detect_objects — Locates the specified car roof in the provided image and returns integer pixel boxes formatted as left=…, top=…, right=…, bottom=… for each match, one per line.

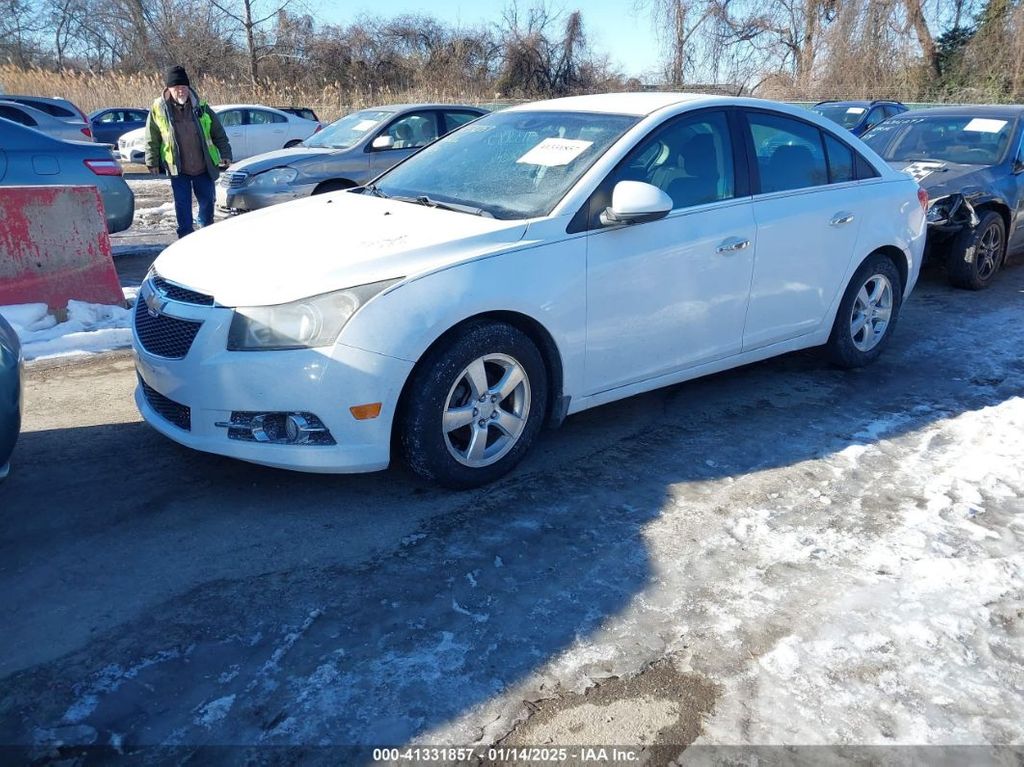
left=0, top=100, right=54, bottom=120
left=814, top=99, right=903, bottom=107
left=360, top=103, right=487, bottom=112
left=89, top=107, right=145, bottom=116
left=892, top=105, right=1024, bottom=119
left=213, top=104, right=292, bottom=114
left=505, top=92, right=717, bottom=116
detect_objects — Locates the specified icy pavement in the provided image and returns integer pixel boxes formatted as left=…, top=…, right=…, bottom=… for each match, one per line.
left=0, top=260, right=1022, bottom=756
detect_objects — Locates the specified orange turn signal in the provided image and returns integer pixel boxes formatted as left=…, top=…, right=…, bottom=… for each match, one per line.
left=350, top=402, right=382, bottom=420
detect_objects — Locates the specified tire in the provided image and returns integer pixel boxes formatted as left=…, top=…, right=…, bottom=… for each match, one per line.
left=399, top=321, right=548, bottom=489
left=947, top=210, right=1005, bottom=290
left=284, top=139, right=303, bottom=148
left=825, top=253, right=903, bottom=369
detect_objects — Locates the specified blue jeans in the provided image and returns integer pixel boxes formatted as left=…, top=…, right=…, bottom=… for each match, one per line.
left=170, top=173, right=215, bottom=239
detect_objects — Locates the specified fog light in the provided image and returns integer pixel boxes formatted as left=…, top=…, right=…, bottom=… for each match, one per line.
left=220, top=411, right=336, bottom=445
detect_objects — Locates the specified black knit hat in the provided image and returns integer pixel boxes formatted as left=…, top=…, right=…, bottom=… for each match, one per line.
left=164, top=65, right=190, bottom=88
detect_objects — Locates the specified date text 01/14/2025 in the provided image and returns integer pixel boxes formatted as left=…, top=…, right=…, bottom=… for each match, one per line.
left=372, top=746, right=641, bottom=763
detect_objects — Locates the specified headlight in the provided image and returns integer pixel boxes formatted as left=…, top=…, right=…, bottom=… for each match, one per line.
left=926, top=194, right=961, bottom=224
left=247, top=167, right=299, bottom=187
left=227, top=279, right=402, bottom=351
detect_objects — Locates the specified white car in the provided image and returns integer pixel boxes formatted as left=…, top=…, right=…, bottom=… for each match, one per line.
left=118, top=104, right=320, bottom=164
left=132, top=93, right=927, bottom=487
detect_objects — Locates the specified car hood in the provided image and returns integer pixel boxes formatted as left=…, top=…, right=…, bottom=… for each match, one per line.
left=120, top=127, right=146, bottom=143
left=887, top=160, right=994, bottom=197
left=153, top=192, right=530, bottom=306
left=228, top=147, right=339, bottom=175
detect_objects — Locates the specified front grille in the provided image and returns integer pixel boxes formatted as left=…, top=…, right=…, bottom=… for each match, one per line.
left=134, top=300, right=203, bottom=359
left=221, top=171, right=248, bottom=188
left=139, top=376, right=191, bottom=431
left=152, top=276, right=214, bottom=306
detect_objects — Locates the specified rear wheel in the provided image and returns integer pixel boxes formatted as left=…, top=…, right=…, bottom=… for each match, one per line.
left=825, top=254, right=903, bottom=369
left=947, top=211, right=1005, bottom=290
left=399, top=321, right=548, bottom=488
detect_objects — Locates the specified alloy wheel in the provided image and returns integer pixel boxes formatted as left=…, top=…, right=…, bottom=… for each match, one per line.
left=850, top=274, right=894, bottom=352
left=442, top=353, right=531, bottom=468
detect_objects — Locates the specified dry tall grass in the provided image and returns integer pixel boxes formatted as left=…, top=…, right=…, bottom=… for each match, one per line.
left=0, top=65, right=501, bottom=122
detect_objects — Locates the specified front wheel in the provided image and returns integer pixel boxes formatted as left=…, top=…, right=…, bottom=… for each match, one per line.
left=825, top=254, right=903, bottom=369
left=399, top=321, right=548, bottom=488
left=947, top=211, right=1005, bottom=290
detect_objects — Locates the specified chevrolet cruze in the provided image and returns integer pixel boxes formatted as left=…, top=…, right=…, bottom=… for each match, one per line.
left=132, top=93, right=927, bottom=488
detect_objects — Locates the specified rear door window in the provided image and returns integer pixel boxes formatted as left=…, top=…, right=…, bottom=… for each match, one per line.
left=746, top=111, right=829, bottom=192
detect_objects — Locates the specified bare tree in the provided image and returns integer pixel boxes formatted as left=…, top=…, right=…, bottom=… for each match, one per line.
left=208, top=0, right=294, bottom=86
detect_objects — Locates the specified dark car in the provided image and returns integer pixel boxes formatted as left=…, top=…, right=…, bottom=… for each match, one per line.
left=0, top=313, right=23, bottom=481
left=811, top=100, right=908, bottom=136
left=862, top=105, right=1024, bottom=289
left=217, top=103, right=487, bottom=212
left=90, top=107, right=149, bottom=146
left=275, top=106, right=320, bottom=123
left=0, top=117, right=135, bottom=233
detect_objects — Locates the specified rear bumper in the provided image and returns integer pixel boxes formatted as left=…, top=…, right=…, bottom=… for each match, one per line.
left=97, top=177, right=135, bottom=233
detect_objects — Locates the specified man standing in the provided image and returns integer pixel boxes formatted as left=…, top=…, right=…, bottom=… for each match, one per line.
left=145, top=65, right=232, bottom=239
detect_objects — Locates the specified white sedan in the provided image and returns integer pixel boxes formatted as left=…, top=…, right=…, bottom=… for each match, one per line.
left=132, top=92, right=927, bottom=487
left=117, top=104, right=320, bottom=164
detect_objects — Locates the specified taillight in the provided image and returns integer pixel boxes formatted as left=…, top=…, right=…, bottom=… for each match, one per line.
left=917, top=188, right=928, bottom=210
left=81, top=126, right=93, bottom=138
left=84, top=159, right=123, bottom=176
left=314, top=123, right=323, bottom=133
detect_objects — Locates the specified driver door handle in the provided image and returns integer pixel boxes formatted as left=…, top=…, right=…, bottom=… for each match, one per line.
left=716, top=237, right=750, bottom=254
left=830, top=212, right=855, bottom=226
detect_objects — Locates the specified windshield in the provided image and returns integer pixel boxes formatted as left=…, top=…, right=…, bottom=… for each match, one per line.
left=373, top=110, right=639, bottom=219
left=812, top=104, right=867, bottom=129
left=862, top=115, right=1016, bottom=166
left=303, top=109, right=392, bottom=149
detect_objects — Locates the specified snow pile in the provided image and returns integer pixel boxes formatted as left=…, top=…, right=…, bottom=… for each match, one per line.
left=694, top=398, right=1024, bottom=745
left=0, top=297, right=135, bottom=361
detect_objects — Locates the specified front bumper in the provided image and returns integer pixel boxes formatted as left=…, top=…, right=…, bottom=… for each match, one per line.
left=131, top=287, right=414, bottom=473
left=215, top=180, right=317, bottom=212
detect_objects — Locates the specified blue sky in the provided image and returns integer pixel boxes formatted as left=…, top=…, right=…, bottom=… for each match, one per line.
left=307, top=0, right=666, bottom=78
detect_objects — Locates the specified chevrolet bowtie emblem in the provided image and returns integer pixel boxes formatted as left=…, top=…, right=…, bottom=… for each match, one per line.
left=145, top=288, right=162, bottom=318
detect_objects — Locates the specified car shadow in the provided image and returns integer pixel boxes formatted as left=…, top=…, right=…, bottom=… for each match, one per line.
left=0, top=264, right=1021, bottom=759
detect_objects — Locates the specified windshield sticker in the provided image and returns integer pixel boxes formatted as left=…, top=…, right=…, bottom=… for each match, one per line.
left=846, top=107, right=866, bottom=114
left=517, top=138, right=593, bottom=167
left=353, top=119, right=378, bottom=132
left=964, top=118, right=1007, bottom=133
left=902, top=161, right=946, bottom=181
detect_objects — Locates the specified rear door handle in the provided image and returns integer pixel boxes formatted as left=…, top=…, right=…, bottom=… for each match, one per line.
left=716, top=237, right=751, bottom=254
left=830, top=212, right=855, bottom=226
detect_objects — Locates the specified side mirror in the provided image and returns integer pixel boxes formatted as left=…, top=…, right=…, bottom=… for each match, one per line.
left=371, top=135, right=394, bottom=150
left=600, top=181, right=673, bottom=227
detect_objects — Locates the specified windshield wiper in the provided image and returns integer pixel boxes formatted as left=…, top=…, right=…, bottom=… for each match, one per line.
left=393, top=194, right=493, bottom=217
left=362, top=183, right=390, bottom=199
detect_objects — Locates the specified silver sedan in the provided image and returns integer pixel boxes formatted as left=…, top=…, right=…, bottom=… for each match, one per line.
left=0, top=100, right=93, bottom=142
left=217, top=103, right=487, bottom=212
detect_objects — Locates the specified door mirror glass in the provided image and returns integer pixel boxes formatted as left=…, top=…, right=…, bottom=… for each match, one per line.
left=600, top=181, right=673, bottom=226
left=371, top=135, right=394, bottom=150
